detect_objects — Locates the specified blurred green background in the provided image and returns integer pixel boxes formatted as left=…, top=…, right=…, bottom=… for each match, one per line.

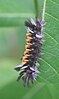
left=0, top=0, right=59, bottom=99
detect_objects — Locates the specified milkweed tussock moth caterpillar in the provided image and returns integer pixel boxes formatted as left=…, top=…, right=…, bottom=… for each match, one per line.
left=14, top=18, right=44, bottom=87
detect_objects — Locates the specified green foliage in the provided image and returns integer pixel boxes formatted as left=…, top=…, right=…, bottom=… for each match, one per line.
left=0, top=0, right=59, bottom=99
left=40, top=0, right=59, bottom=83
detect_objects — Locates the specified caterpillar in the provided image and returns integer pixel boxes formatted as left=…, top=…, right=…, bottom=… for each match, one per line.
left=15, top=18, right=44, bottom=86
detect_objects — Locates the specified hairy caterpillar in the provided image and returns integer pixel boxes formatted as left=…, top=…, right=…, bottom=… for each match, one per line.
left=15, top=18, right=44, bottom=86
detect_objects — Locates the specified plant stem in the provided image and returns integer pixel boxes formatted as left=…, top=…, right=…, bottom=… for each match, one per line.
left=34, top=0, right=39, bottom=18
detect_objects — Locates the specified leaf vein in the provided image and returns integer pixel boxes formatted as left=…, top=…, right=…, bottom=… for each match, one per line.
left=44, top=51, right=59, bottom=58
left=40, top=58, right=59, bottom=77
left=40, top=67, right=50, bottom=73
left=42, top=0, right=46, bottom=21
left=44, top=31, right=59, bottom=45
left=45, top=12, right=59, bottom=21
left=49, top=0, right=59, bottom=6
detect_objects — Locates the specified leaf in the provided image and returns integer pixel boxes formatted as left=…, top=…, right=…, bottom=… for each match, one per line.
left=39, top=0, right=59, bottom=84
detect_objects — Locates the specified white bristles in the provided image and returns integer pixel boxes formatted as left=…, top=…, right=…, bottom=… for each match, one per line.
left=31, top=18, right=36, bottom=26
left=21, top=66, right=28, bottom=69
left=15, top=65, right=22, bottom=68
left=36, top=34, right=42, bottom=38
left=30, top=67, right=35, bottom=72
left=27, top=27, right=34, bottom=33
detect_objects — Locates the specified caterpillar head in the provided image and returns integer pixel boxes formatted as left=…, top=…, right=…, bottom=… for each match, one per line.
left=25, top=18, right=43, bottom=31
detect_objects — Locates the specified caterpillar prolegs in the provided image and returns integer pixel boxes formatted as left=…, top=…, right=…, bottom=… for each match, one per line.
left=15, top=18, right=44, bottom=86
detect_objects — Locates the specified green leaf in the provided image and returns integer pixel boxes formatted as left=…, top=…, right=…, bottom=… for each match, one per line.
left=39, top=0, right=59, bottom=84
